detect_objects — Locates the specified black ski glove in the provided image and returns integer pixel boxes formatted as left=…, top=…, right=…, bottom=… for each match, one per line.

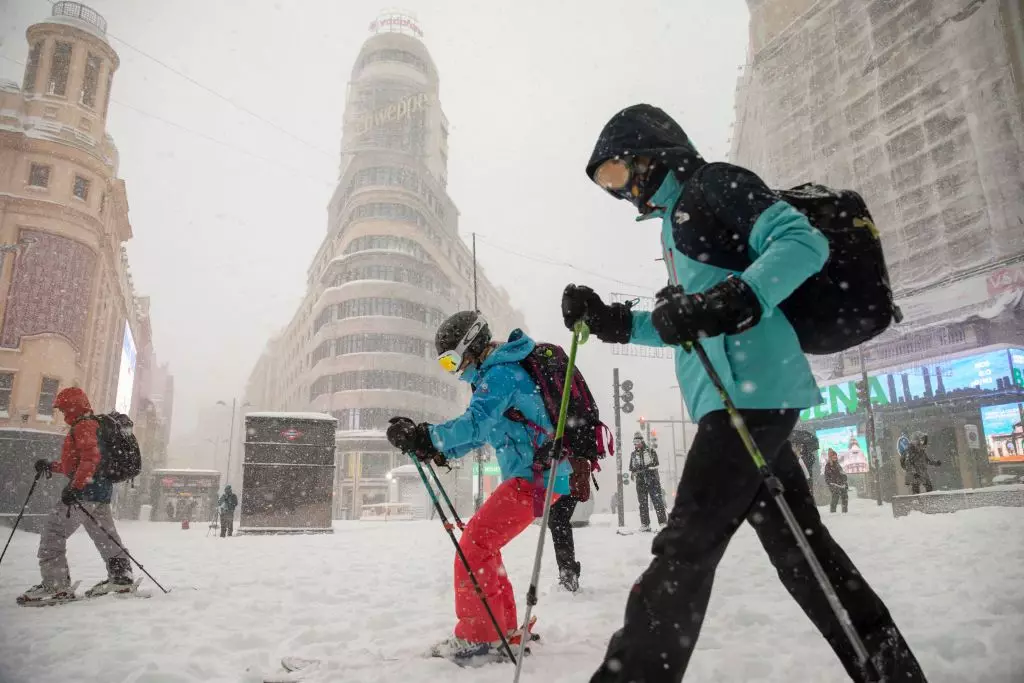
left=651, top=277, right=762, bottom=346
left=387, top=417, right=446, bottom=466
left=34, top=459, right=50, bottom=475
left=60, top=484, right=81, bottom=506
left=561, top=284, right=633, bottom=344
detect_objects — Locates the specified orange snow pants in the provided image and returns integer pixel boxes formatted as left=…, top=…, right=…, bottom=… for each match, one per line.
left=454, top=477, right=556, bottom=642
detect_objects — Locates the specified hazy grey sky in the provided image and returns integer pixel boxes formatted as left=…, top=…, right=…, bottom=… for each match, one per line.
left=1, top=0, right=750, bottom=440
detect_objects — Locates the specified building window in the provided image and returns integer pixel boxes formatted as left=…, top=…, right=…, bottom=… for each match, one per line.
left=28, top=163, right=51, bottom=188
left=81, top=53, right=100, bottom=108
left=47, top=41, right=73, bottom=97
left=101, top=69, right=113, bottom=118
left=0, top=372, right=13, bottom=417
left=37, top=377, right=60, bottom=419
left=23, top=42, right=42, bottom=92
left=73, top=175, right=90, bottom=201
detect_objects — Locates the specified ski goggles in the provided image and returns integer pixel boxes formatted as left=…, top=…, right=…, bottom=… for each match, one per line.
left=436, top=316, right=487, bottom=375
left=593, top=155, right=659, bottom=203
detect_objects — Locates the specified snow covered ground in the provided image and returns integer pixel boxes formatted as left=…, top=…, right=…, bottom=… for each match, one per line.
left=0, top=499, right=1021, bottom=683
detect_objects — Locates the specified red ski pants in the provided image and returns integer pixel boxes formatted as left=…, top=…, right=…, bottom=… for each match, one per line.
left=454, top=477, right=555, bottom=642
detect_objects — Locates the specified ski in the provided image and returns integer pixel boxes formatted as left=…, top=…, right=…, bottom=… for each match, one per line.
left=18, top=578, right=149, bottom=606
left=17, top=581, right=81, bottom=607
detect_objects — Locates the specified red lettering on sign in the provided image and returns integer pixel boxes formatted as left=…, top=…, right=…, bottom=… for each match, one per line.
left=986, top=267, right=1024, bottom=296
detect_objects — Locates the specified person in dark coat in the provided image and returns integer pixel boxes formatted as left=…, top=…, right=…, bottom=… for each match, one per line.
left=790, top=429, right=819, bottom=488
left=903, top=431, right=941, bottom=494
left=823, top=448, right=849, bottom=514
left=563, top=104, right=925, bottom=683
left=628, top=432, right=667, bottom=530
left=218, top=485, right=238, bottom=537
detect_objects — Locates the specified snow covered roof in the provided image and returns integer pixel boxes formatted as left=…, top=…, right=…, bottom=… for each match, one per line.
left=246, top=411, right=337, bottom=422
left=0, top=428, right=63, bottom=436
left=387, top=464, right=419, bottom=477
left=336, top=429, right=387, bottom=439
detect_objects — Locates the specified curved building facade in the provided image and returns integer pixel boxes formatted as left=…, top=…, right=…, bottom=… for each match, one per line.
left=245, top=13, right=525, bottom=519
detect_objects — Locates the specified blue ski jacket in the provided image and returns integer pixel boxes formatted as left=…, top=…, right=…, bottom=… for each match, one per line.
left=428, top=330, right=571, bottom=494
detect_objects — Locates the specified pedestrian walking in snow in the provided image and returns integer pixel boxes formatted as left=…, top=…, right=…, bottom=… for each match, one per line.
left=628, top=432, right=667, bottom=530
left=386, top=312, right=574, bottom=664
left=18, top=387, right=133, bottom=604
left=824, top=449, right=849, bottom=513
left=218, top=486, right=238, bottom=537
left=790, top=429, right=819, bottom=488
left=563, top=104, right=925, bottom=682
left=902, top=431, right=941, bottom=494
left=547, top=492, right=582, bottom=592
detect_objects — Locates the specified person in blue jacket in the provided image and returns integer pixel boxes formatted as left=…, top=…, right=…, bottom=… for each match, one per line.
left=386, top=311, right=570, bottom=664
left=563, top=104, right=926, bottom=683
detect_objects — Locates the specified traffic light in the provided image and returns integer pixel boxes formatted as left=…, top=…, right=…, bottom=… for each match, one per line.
left=651, top=429, right=659, bottom=450
left=638, top=416, right=646, bottom=427
left=621, top=379, right=634, bottom=414
left=855, top=380, right=870, bottom=410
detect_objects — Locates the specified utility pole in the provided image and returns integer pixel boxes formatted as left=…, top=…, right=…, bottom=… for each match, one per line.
left=613, top=370, right=633, bottom=528
left=857, top=347, right=883, bottom=506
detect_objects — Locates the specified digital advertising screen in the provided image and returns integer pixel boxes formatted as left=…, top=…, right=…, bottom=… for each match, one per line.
left=801, top=347, right=1021, bottom=422
left=815, top=426, right=871, bottom=474
left=114, top=322, right=136, bottom=415
left=980, top=402, right=1024, bottom=463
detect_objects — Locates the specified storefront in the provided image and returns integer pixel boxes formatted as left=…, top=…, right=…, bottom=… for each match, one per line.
left=150, top=469, right=221, bottom=522
left=800, top=345, right=1024, bottom=501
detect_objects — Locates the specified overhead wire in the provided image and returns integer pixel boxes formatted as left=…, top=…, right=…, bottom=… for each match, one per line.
left=39, top=0, right=334, bottom=159
left=472, top=232, right=654, bottom=292
left=0, top=54, right=334, bottom=186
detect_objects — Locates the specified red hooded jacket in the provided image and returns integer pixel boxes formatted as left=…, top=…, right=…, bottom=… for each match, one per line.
left=51, top=387, right=102, bottom=490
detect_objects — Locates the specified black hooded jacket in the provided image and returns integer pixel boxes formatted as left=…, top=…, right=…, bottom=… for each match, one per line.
left=586, top=104, right=795, bottom=275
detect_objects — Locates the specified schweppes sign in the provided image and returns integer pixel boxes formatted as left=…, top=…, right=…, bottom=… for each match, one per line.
left=352, top=92, right=431, bottom=136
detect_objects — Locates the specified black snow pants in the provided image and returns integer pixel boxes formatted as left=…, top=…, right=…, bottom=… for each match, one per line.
left=219, top=511, right=234, bottom=537
left=590, top=409, right=926, bottom=683
left=830, top=484, right=849, bottom=513
left=547, top=495, right=578, bottom=575
left=635, top=468, right=667, bottom=528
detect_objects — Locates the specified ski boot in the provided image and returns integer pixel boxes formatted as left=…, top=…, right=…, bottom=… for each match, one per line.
left=428, top=636, right=506, bottom=666
left=85, top=557, right=134, bottom=598
left=558, top=561, right=581, bottom=592
left=17, top=582, right=77, bottom=605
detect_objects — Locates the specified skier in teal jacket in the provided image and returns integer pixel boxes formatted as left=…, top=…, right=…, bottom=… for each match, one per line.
left=564, top=104, right=926, bottom=683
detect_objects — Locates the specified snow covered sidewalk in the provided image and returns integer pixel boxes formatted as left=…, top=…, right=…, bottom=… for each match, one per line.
left=0, top=499, right=1021, bottom=682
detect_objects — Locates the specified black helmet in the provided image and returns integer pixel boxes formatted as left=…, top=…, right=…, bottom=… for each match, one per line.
left=435, top=311, right=491, bottom=368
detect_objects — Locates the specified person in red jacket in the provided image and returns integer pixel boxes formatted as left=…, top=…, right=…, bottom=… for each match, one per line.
left=17, top=387, right=133, bottom=604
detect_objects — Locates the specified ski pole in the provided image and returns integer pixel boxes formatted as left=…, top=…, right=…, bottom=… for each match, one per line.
left=425, top=462, right=465, bottom=531
left=0, top=470, right=45, bottom=571
left=408, top=453, right=516, bottom=664
left=512, top=322, right=588, bottom=683
left=676, top=318, right=879, bottom=681
left=72, top=500, right=170, bottom=594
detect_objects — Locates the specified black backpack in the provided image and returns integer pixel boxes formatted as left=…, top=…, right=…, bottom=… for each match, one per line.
left=774, top=184, right=902, bottom=355
left=75, top=411, right=142, bottom=483
left=504, top=343, right=612, bottom=500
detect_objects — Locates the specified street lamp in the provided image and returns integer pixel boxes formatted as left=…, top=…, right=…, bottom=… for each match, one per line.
left=216, top=399, right=251, bottom=487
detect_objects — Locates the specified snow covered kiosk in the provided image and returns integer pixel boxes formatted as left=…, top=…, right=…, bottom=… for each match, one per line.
left=239, top=412, right=337, bottom=534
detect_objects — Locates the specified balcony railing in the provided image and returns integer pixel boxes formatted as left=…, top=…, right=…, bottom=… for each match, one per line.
left=52, top=2, right=107, bottom=35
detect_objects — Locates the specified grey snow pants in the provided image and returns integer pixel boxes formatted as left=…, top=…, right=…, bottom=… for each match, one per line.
left=38, top=500, right=128, bottom=587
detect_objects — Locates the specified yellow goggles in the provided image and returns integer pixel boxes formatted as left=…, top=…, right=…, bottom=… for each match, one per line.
left=592, top=158, right=632, bottom=191
left=437, top=350, right=463, bottom=374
